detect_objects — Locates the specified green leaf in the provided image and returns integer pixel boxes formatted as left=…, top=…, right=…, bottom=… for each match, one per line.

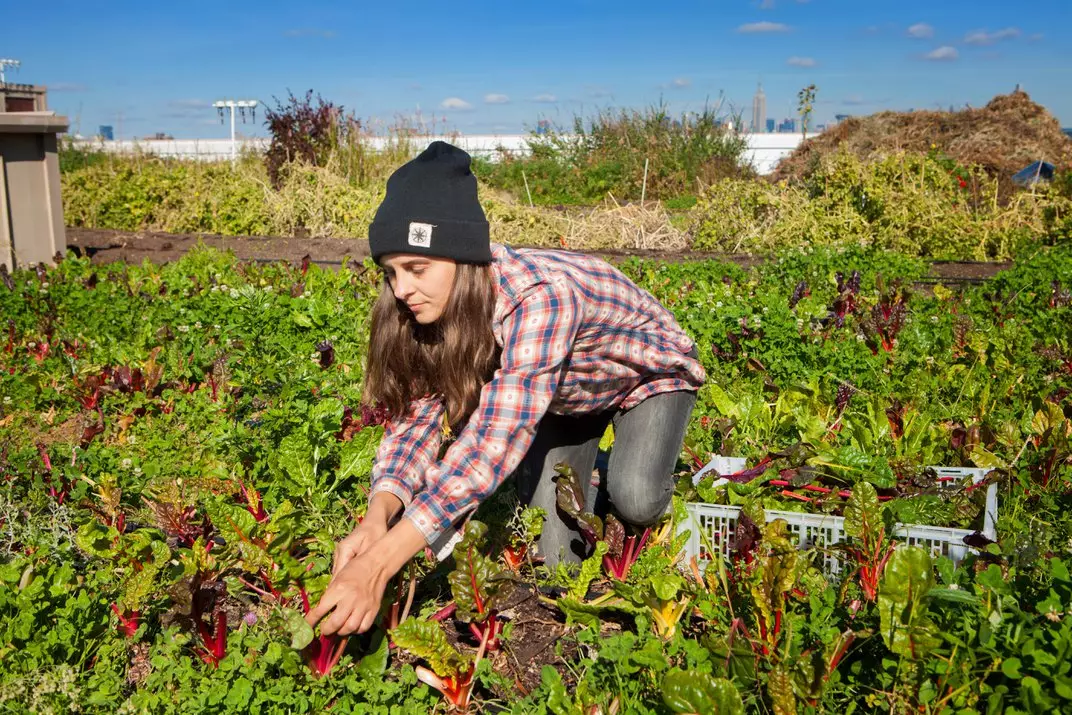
left=768, top=666, right=797, bottom=715
left=926, top=587, right=979, bottom=605
left=970, top=445, right=1007, bottom=471
left=357, top=629, right=389, bottom=678
left=811, top=445, right=895, bottom=489
left=599, top=424, right=615, bottom=452
left=651, top=573, right=685, bottom=602
left=119, top=539, right=171, bottom=611
left=878, top=545, right=940, bottom=660
left=543, top=666, right=581, bottom=715
left=844, top=482, right=882, bottom=541
left=705, top=384, right=738, bottom=418
left=337, top=426, right=382, bottom=482
left=74, top=520, right=118, bottom=559
left=555, top=596, right=608, bottom=629
left=449, top=520, right=514, bottom=623
left=277, top=432, right=316, bottom=488
left=1001, top=657, right=1022, bottom=680
left=661, top=669, right=744, bottom=715
left=225, top=677, right=253, bottom=710
left=391, top=618, right=471, bottom=679
left=569, top=541, right=609, bottom=601
left=284, top=607, right=314, bottom=650
left=1031, top=403, right=1066, bottom=436
left=750, top=520, right=798, bottom=643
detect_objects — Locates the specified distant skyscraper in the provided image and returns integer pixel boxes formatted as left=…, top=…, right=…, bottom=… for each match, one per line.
left=777, top=118, right=797, bottom=133
left=766, top=118, right=775, bottom=133
left=98, top=125, right=114, bottom=140
left=751, top=83, right=767, bottom=133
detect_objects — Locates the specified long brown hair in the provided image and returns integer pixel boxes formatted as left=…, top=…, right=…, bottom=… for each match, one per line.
left=362, top=262, right=500, bottom=429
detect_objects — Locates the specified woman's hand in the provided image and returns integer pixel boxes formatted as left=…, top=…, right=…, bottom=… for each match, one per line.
left=332, top=519, right=387, bottom=578
left=310, top=551, right=391, bottom=636
left=307, top=516, right=429, bottom=637
left=333, top=492, right=403, bottom=577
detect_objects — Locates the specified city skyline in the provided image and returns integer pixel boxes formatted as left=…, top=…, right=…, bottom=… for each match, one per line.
left=2, top=0, right=1069, bottom=139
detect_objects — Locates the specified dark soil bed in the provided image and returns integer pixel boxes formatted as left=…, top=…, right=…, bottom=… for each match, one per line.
left=65, top=228, right=1010, bottom=285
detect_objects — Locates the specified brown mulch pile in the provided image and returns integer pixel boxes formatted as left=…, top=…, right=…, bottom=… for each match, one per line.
left=771, top=89, right=1072, bottom=184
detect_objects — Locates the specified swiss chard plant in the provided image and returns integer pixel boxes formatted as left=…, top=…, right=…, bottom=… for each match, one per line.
left=553, top=462, right=651, bottom=581
left=448, top=520, right=514, bottom=651
left=391, top=617, right=482, bottom=711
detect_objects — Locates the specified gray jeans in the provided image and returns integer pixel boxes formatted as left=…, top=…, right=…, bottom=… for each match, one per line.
left=513, top=386, right=697, bottom=567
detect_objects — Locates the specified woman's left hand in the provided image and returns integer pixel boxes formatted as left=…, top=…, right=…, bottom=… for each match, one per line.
left=306, top=552, right=390, bottom=636
left=306, top=515, right=429, bottom=637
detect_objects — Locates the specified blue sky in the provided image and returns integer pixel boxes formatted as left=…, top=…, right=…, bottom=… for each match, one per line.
left=3, top=0, right=1070, bottom=139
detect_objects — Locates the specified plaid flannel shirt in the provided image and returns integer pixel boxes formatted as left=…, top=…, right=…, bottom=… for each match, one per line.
left=370, top=243, right=706, bottom=554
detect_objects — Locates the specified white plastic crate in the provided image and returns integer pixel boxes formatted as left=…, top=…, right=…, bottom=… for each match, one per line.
left=679, top=463, right=998, bottom=575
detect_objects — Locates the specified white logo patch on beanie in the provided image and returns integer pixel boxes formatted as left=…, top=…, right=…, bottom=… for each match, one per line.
left=407, top=222, right=434, bottom=248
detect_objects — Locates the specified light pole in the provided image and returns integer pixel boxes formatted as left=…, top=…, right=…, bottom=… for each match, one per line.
left=212, top=99, right=258, bottom=161
left=0, top=59, right=21, bottom=85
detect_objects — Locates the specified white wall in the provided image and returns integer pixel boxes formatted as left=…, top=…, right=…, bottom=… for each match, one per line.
left=73, top=131, right=819, bottom=176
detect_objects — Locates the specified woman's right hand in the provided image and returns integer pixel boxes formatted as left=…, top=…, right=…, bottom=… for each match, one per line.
left=333, top=517, right=388, bottom=577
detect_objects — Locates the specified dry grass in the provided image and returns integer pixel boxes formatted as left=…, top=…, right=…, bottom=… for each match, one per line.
left=483, top=190, right=688, bottom=252
left=772, top=90, right=1072, bottom=186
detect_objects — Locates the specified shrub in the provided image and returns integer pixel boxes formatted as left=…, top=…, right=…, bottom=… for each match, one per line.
left=691, top=151, right=1071, bottom=260
left=474, top=103, right=750, bottom=205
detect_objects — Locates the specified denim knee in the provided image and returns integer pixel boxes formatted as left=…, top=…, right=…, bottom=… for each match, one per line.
left=606, top=473, right=672, bottom=526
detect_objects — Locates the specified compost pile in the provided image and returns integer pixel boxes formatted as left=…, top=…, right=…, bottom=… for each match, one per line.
left=772, top=89, right=1072, bottom=183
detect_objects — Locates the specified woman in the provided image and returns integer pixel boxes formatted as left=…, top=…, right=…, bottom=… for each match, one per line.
left=307, top=141, right=705, bottom=637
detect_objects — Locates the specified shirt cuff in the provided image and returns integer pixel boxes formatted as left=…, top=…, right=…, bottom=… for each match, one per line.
left=369, top=477, right=414, bottom=507
left=402, top=493, right=464, bottom=561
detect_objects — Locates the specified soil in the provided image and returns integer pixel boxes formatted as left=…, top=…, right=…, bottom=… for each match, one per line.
left=65, top=227, right=1009, bottom=285
left=431, top=581, right=584, bottom=698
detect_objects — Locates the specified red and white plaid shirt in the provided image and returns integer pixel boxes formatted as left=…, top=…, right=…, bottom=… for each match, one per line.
left=370, top=243, right=706, bottom=550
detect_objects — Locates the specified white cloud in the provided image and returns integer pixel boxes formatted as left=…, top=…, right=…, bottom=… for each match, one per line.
left=964, top=27, right=1021, bottom=46
left=924, top=46, right=959, bottom=61
left=736, top=21, right=791, bottom=34
left=532, top=93, right=558, bottom=103
left=483, top=93, right=510, bottom=104
left=907, top=23, right=934, bottom=39
left=758, top=0, right=775, bottom=8
left=671, top=77, right=691, bottom=88
left=1029, top=33, right=1044, bottom=42
left=439, top=97, right=473, bottom=110
left=786, top=56, right=816, bottom=67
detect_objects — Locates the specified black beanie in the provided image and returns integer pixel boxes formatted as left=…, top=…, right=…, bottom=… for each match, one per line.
left=368, top=141, right=491, bottom=264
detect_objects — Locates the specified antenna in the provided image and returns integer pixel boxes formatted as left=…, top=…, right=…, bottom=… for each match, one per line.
left=0, top=58, right=21, bottom=84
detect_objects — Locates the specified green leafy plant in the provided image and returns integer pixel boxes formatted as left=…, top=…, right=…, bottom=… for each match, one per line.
left=448, top=520, right=514, bottom=651
left=553, top=462, right=652, bottom=581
